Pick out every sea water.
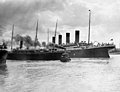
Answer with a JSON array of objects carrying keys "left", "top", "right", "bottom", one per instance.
[{"left": 0, "top": 55, "right": 120, "bottom": 92}]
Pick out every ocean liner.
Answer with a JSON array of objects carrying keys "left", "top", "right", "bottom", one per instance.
[
  {"left": 63, "top": 43, "right": 115, "bottom": 58},
  {"left": 7, "top": 10, "right": 115, "bottom": 60},
  {"left": 59, "top": 10, "right": 115, "bottom": 58}
]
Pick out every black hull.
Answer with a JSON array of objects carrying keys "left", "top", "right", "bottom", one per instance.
[
  {"left": 7, "top": 51, "right": 65, "bottom": 60},
  {"left": 7, "top": 45, "right": 115, "bottom": 60},
  {"left": 68, "top": 47, "right": 110, "bottom": 58},
  {"left": 0, "top": 50, "right": 8, "bottom": 64}
]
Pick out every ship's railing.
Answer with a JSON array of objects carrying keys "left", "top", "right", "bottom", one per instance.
[{"left": 10, "top": 47, "right": 65, "bottom": 54}]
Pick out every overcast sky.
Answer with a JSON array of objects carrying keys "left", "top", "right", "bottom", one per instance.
[{"left": 0, "top": 0, "right": 120, "bottom": 47}]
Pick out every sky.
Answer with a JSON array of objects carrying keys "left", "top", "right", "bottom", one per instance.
[{"left": 0, "top": 0, "right": 120, "bottom": 47}]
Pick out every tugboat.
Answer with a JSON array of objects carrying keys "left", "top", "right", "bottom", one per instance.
[{"left": 60, "top": 52, "right": 71, "bottom": 62}]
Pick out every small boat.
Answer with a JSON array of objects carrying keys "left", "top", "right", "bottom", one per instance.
[
  {"left": 109, "top": 48, "right": 120, "bottom": 54},
  {"left": 0, "top": 44, "right": 8, "bottom": 65},
  {"left": 60, "top": 52, "right": 71, "bottom": 62}
]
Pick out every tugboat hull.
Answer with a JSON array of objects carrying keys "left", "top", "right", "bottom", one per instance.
[{"left": 60, "top": 53, "right": 71, "bottom": 62}]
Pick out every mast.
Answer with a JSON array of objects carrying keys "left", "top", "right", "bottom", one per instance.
[
  {"left": 35, "top": 20, "right": 38, "bottom": 48},
  {"left": 11, "top": 24, "right": 14, "bottom": 50},
  {"left": 47, "top": 28, "right": 49, "bottom": 44},
  {"left": 54, "top": 19, "right": 58, "bottom": 44},
  {"left": 88, "top": 10, "right": 91, "bottom": 44}
]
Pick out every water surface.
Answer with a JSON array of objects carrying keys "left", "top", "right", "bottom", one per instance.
[{"left": 0, "top": 55, "right": 120, "bottom": 92}]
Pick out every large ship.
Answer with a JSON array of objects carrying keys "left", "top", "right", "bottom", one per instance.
[
  {"left": 7, "top": 48, "right": 65, "bottom": 60},
  {"left": 57, "top": 10, "right": 115, "bottom": 58},
  {"left": 63, "top": 43, "right": 115, "bottom": 58},
  {"left": 7, "top": 21, "right": 69, "bottom": 61},
  {"left": 7, "top": 10, "right": 115, "bottom": 60}
]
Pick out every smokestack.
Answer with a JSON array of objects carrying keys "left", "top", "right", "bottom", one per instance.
[
  {"left": 58, "top": 35, "right": 62, "bottom": 45},
  {"left": 66, "top": 33, "right": 70, "bottom": 44},
  {"left": 20, "top": 40, "right": 23, "bottom": 49},
  {"left": 75, "top": 30, "right": 80, "bottom": 43},
  {"left": 52, "top": 36, "right": 55, "bottom": 43}
]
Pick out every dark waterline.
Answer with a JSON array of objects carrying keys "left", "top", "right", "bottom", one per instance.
[{"left": 0, "top": 55, "right": 120, "bottom": 92}]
